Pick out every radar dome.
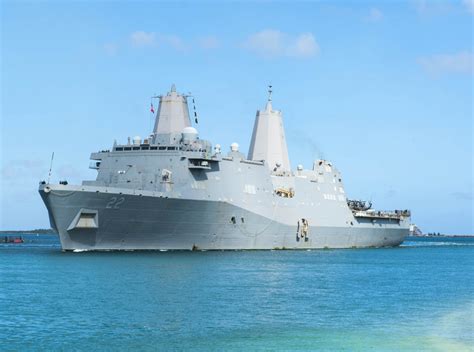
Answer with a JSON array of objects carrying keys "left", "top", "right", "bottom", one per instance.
[
  {"left": 182, "top": 127, "right": 198, "bottom": 144},
  {"left": 133, "top": 136, "right": 141, "bottom": 145},
  {"left": 230, "top": 142, "right": 239, "bottom": 152}
]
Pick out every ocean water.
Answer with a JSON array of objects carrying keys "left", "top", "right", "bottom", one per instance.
[{"left": 1, "top": 236, "right": 473, "bottom": 351}]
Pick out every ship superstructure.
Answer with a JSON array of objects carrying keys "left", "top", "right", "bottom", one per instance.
[{"left": 39, "top": 85, "right": 410, "bottom": 251}]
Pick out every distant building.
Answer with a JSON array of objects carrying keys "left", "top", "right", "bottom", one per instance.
[{"left": 409, "top": 224, "right": 423, "bottom": 236}]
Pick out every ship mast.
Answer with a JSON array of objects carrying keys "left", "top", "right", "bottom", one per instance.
[
  {"left": 152, "top": 84, "right": 192, "bottom": 145},
  {"left": 247, "top": 85, "right": 291, "bottom": 172}
]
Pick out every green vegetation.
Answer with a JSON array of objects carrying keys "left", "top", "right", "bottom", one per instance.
[{"left": 0, "top": 228, "right": 56, "bottom": 235}]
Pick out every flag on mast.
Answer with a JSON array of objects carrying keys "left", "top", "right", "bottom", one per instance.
[{"left": 150, "top": 102, "right": 155, "bottom": 114}]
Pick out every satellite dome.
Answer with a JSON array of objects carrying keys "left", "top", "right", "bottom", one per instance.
[
  {"left": 182, "top": 127, "right": 198, "bottom": 134},
  {"left": 133, "top": 136, "right": 141, "bottom": 145},
  {"left": 230, "top": 142, "right": 239, "bottom": 152},
  {"left": 182, "top": 127, "right": 198, "bottom": 144}
]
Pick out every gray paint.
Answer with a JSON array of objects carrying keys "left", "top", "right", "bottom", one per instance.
[
  {"left": 248, "top": 99, "right": 291, "bottom": 171},
  {"left": 39, "top": 85, "right": 411, "bottom": 251}
]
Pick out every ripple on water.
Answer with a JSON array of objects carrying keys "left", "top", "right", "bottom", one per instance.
[{"left": 0, "top": 235, "right": 473, "bottom": 351}]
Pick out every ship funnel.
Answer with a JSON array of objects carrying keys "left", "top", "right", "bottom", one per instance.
[
  {"left": 247, "top": 87, "right": 291, "bottom": 171},
  {"left": 153, "top": 85, "right": 191, "bottom": 144}
]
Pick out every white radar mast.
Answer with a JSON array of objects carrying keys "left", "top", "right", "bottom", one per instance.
[{"left": 247, "top": 85, "right": 291, "bottom": 172}]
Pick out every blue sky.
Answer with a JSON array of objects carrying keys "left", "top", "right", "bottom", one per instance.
[{"left": 1, "top": 0, "right": 473, "bottom": 233}]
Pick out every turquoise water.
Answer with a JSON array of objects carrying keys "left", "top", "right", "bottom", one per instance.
[{"left": 1, "top": 236, "right": 473, "bottom": 351}]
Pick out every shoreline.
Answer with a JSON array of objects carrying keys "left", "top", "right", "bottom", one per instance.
[
  {"left": 0, "top": 230, "right": 56, "bottom": 235},
  {"left": 409, "top": 235, "right": 474, "bottom": 238}
]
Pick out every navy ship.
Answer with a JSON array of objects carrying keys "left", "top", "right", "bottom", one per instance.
[{"left": 39, "top": 85, "right": 411, "bottom": 251}]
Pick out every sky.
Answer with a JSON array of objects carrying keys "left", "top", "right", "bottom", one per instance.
[{"left": 1, "top": 0, "right": 473, "bottom": 234}]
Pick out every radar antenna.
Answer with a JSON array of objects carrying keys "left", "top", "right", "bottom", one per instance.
[
  {"left": 268, "top": 84, "right": 273, "bottom": 102},
  {"left": 184, "top": 91, "right": 199, "bottom": 125},
  {"left": 47, "top": 152, "right": 54, "bottom": 184}
]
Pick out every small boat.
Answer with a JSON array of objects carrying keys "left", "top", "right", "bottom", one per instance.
[{"left": 2, "top": 236, "right": 24, "bottom": 244}]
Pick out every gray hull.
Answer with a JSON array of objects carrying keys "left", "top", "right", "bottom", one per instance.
[
  {"left": 40, "top": 185, "right": 408, "bottom": 251},
  {"left": 38, "top": 86, "right": 411, "bottom": 251}
]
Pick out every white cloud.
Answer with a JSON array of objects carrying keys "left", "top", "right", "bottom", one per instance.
[
  {"left": 197, "top": 36, "right": 219, "bottom": 49},
  {"left": 128, "top": 31, "right": 188, "bottom": 51},
  {"left": 463, "top": 0, "right": 474, "bottom": 13},
  {"left": 129, "top": 31, "right": 156, "bottom": 47},
  {"left": 158, "top": 34, "right": 187, "bottom": 51},
  {"left": 418, "top": 51, "right": 473, "bottom": 76},
  {"left": 244, "top": 30, "right": 283, "bottom": 57},
  {"left": 103, "top": 43, "right": 118, "bottom": 56},
  {"left": 413, "top": 0, "right": 470, "bottom": 15},
  {"left": 244, "top": 29, "right": 319, "bottom": 59},
  {"left": 288, "top": 33, "right": 320, "bottom": 58},
  {"left": 367, "top": 8, "right": 384, "bottom": 22}
]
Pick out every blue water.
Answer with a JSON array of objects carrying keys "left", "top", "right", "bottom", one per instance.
[{"left": 1, "top": 236, "right": 473, "bottom": 351}]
